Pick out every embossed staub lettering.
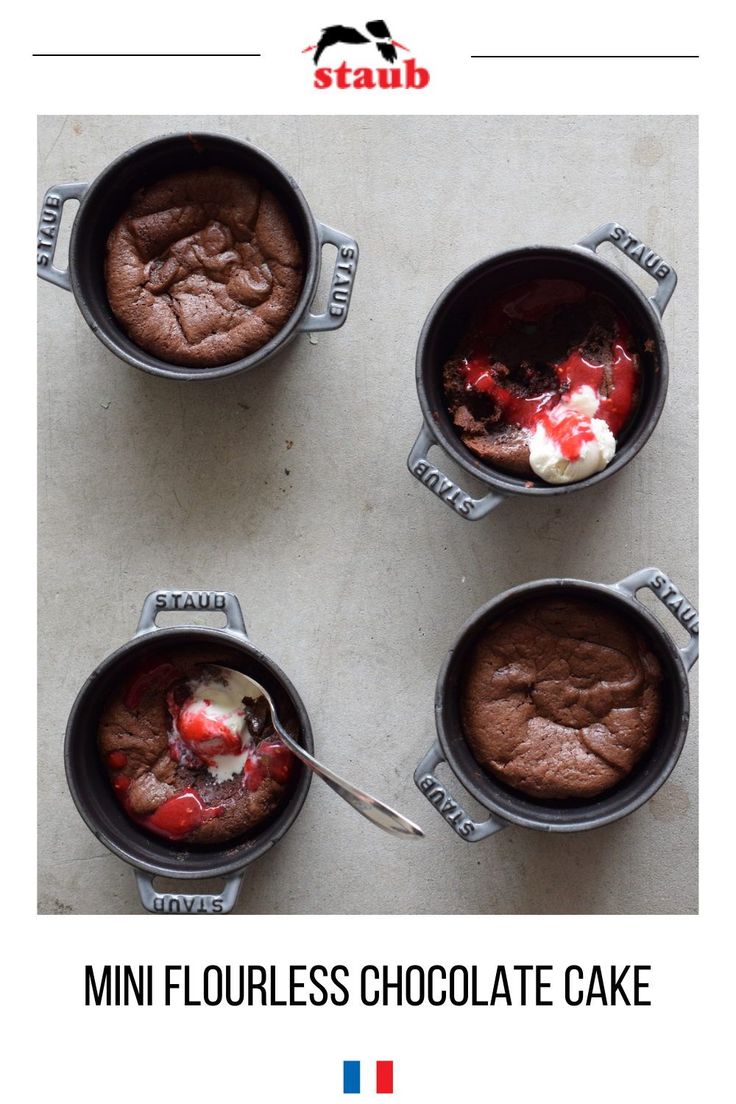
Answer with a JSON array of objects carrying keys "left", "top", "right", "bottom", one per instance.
[
  {"left": 609, "top": 223, "right": 671, "bottom": 280},
  {"left": 412, "top": 460, "right": 474, "bottom": 517},
  {"left": 328, "top": 244, "right": 357, "bottom": 319},
  {"left": 650, "top": 572, "right": 699, "bottom": 634},
  {"left": 154, "top": 590, "right": 227, "bottom": 612},
  {"left": 37, "top": 192, "right": 62, "bottom": 267},
  {"left": 417, "top": 773, "right": 475, "bottom": 838},
  {"left": 152, "top": 895, "right": 224, "bottom": 914}
]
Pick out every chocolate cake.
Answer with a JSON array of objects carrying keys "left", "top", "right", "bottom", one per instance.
[
  {"left": 442, "top": 279, "right": 641, "bottom": 481},
  {"left": 105, "top": 167, "right": 304, "bottom": 367},
  {"left": 461, "top": 596, "right": 663, "bottom": 800},
  {"left": 98, "top": 644, "right": 297, "bottom": 844}
]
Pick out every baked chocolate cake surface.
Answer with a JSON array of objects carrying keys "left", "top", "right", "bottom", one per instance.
[
  {"left": 461, "top": 596, "right": 663, "bottom": 800},
  {"left": 98, "top": 644, "right": 297, "bottom": 845},
  {"left": 105, "top": 167, "right": 304, "bottom": 368}
]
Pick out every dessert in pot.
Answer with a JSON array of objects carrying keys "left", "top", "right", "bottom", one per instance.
[
  {"left": 105, "top": 167, "right": 304, "bottom": 368},
  {"left": 442, "top": 278, "right": 643, "bottom": 484},
  {"left": 460, "top": 595, "right": 663, "bottom": 799},
  {"left": 98, "top": 646, "right": 297, "bottom": 843}
]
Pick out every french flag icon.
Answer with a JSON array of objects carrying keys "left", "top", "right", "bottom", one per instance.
[{"left": 343, "top": 1060, "right": 393, "bottom": 1094}]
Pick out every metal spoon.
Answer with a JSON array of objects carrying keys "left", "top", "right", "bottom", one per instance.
[{"left": 212, "top": 666, "right": 424, "bottom": 839}]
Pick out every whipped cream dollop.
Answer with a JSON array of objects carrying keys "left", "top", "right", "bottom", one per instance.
[
  {"left": 168, "top": 671, "right": 253, "bottom": 782},
  {"left": 528, "top": 384, "right": 616, "bottom": 485}
]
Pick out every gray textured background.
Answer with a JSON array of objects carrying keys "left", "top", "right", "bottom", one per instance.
[{"left": 37, "top": 115, "right": 698, "bottom": 914}]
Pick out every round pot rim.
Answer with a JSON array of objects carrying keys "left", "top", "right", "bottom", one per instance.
[
  {"left": 68, "top": 131, "right": 322, "bottom": 382},
  {"left": 434, "top": 577, "right": 691, "bottom": 832},
  {"left": 64, "top": 624, "right": 313, "bottom": 879},
  {"left": 415, "top": 242, "right": 670, "bottom": 497}
]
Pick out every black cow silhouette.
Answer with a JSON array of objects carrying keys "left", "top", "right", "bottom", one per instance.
[{"left": 312, "top": 19, "right": 398, "bottom": 66}]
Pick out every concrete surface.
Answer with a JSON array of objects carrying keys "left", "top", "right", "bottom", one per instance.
[{"left": 37, "top": 115, "right": 698, "bottom": 914}]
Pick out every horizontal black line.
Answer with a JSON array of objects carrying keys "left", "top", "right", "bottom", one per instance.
[
  {"left": 32, "top": 53, "right": 261, "bottom": 57},
  {"left": 471, "top": 54, "right": 699, "bottom": 58}
]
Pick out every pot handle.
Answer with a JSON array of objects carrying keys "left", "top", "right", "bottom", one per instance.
[
  {"left": 414, "top": 742, "right": 508, "bottom": 842},
  {"left": 577, "top": 222, "right": 677, "bottom": 318},
  {"left": 37, "top": 181, "right": 89, "bottom": 291},
  {"left": 408, "top": 423, "right": 505, "bottom": 520},
  {"left": 135, "top": 871, "right": 244, "bottom": 914},
  {"left": 300, "top": 222, "right": 359, "bottom": 333},
  {"left": 613, "top": 567, "right": 699, "bottom": 671},
  {"left": 134, "top": 589, "right": 248, "bottom": 639}
]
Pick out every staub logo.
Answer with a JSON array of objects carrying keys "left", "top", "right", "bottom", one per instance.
[
  {"left": 302, "top": 18, "right": 430, "bottom": 89},
  {"left": 417, "top": 772, "right": 475, "bottom": 838},
  {"left": 37, "top": 192, "right": 61, "bottom": 268},
  {"left": 608, "top": 223, "right": 671, "bottom": 279},
  {"left": 154, "top": 590, "right": 226, "bottom": 611}
]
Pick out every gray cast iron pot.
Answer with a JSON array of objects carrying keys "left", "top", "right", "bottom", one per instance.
[
  {"left": 408, "top": 221, "right": 677, "bottom": 519},
  {"left": 65, "top": 589, "right": 313, "bottom": 913},
  {"left": 37, "top": 132, "right": 359, "bottom": 380},
  {"left": 414, "top": 568, "right": 698, "bottom": 840}
]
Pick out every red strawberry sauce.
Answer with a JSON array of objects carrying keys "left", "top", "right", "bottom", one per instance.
[{"left": 460, "top": 280, "right": 638, "bottom": 462}]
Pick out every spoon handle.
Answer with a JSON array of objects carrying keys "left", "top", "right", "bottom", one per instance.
[
  {"left": 274, "top": 723, "right": 424, "bottom": 839},
  {"left": 211, "top": 667, "right": 424, "bottom": 839}
]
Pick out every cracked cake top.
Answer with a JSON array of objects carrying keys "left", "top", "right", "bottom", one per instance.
[
  {"left": 461, "top": 595, "right": 663, "bottom": 800},
  {"left": 105, "top": 167, "right": 304, "bottom": 368}
]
